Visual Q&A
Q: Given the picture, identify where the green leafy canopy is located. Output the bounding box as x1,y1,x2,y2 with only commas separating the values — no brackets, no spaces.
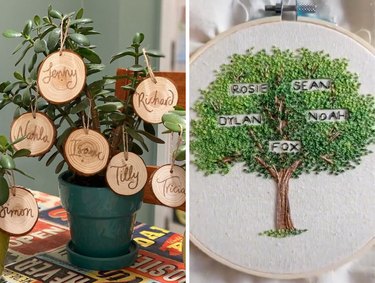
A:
191,48,375,178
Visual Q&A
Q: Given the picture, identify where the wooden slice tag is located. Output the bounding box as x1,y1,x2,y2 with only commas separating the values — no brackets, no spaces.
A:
64,129,110,176
10,112,56,157
106,152,148,196
0,187,38,236
151,165,186,208
133,77,178,123
37,50,86,104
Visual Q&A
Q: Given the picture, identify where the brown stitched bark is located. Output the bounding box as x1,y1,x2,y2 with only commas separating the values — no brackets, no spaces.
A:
256,158,302,230
276,171,294,230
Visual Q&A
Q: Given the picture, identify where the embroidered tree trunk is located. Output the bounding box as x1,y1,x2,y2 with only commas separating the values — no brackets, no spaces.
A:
275,172,294,230
255,157,302,230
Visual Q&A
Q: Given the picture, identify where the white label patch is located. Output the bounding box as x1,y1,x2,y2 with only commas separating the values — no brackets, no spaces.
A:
269,141,301,153
229,83,268,95
218,114,262,127
307,109,348,122
291,79,331,92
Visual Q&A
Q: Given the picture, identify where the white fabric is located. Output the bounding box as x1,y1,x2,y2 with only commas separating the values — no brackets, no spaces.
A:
190,1,375,282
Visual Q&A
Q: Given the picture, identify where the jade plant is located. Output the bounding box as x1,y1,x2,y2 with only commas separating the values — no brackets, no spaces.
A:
0,6,165,185
191,48,375,238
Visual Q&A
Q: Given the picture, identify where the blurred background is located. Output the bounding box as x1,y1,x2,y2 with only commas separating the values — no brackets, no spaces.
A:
0,0,186,228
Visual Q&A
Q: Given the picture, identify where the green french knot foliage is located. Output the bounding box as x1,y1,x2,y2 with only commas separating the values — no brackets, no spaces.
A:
191,48,375,178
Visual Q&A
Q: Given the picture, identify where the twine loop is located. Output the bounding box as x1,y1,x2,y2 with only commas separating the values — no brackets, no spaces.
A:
122,125,129,161
30,91,39,119
59,16,71,55
142,48,157,84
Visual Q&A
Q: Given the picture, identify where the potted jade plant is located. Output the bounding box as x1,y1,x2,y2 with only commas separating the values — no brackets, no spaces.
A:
0,135,32,274
0,6,167,270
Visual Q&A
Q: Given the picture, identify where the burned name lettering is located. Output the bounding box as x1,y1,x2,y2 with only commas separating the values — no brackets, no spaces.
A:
41,62,78,90
136,90,176,113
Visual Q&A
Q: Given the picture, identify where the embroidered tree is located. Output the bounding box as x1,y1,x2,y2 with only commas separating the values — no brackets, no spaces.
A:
191,48,375,237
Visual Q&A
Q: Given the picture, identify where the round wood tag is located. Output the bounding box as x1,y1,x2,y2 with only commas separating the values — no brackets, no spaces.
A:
151,165,186,208
37,50,86,104
10,112,56,157
133,77,178,124
0,187,38,236
64,129,110,176
106,152,148,196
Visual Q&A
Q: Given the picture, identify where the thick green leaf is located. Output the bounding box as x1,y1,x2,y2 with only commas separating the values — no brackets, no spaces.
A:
131,143,143,155
143,122,156,135
40,25,56,40
70,98,89,114
163,121,183,132
13,107,21,119
121,85,135,92
75,8,84,19
22,20,33,36
86,64,105,75
56,127,74,150
138,130,165,144
0,176,9,206
47,28,60,51
146,49,164,58
129,64,144,72
8,136,25,147
69,33,90,46
175,145,186,161
30,68,38,80
37,99,48,111
169,110,186,116
3,82,18,93
28,53,38,72
46,151,58,166
13,149,31,158
42,16,50,24
84,30,100,35
162,113,186,130
15,44,32,66
34,38,47,53
77,48,101,64
110,50,137,63
33,15,41,26
96,102,123,112
12,40,27,55
109,112,126,122
13,168,34,179
13,71,23,81
0,155,15,170
55,160,65,174
48,9,62,19
132,33,144,45
70,18,93,25
3,29,22,38
22,89,31,106
0,136,7,148
127,128,148,151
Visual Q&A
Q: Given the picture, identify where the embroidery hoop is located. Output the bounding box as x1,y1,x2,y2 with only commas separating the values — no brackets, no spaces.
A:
190,16,375,279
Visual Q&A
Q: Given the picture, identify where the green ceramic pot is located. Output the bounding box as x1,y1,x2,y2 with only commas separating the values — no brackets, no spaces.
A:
58,171,143,270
